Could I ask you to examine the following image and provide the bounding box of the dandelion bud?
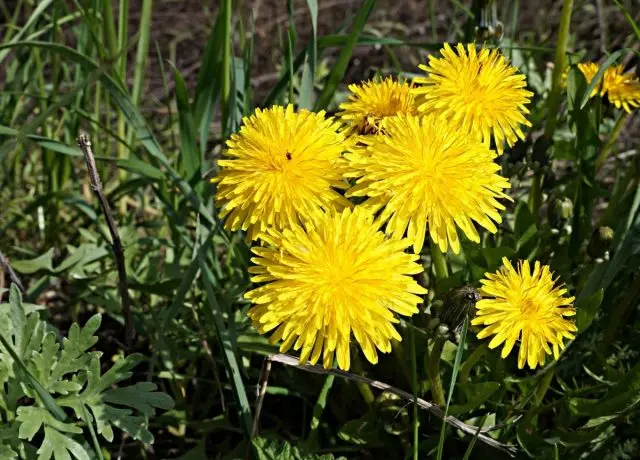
[587,226,614,260]
[547,197,573,229]
[437,286,480,335]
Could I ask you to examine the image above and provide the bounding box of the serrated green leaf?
[36,426,91,460]
[17,407,81,441]
[103,382,174,416]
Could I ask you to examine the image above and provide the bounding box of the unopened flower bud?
[437,286,480,335]
[547,197,573,229]
[587,226,614,260]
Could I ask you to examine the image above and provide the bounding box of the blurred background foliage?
[0,0,639,459]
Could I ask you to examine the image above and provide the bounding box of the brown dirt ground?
[133,0,639,152]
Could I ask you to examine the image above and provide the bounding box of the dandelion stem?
[428,337,446,407]
[595,112,629,173]
[529,0,574,217]
[430,240,449,280]
[351,354,376,406]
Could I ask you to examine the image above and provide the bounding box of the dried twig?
[270,353,517,457]
[0,249,25,293]
[251,356,273,438]
[77,132,135,348]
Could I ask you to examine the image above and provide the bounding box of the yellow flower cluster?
[213,43,576,371]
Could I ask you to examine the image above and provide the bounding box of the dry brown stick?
[251,356,273,438]
[0,249,24,293]
[270,353,517,457]
[77,132,134,348]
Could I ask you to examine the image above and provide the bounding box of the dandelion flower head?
[338,78,418,137]
[213,105,352,240]
[412,43,533,155]
[245,207,428,371]
[472,258,577,370]
[578,62,640,113]
[345,114,511,255]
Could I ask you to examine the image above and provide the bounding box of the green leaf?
[337,417,379,445]
[172,64,201,180]
[313,0,376,110]
[449,382,500,415]
[299,0,318,110]
[115,157,164,180]
[59,354,173,444]
[199,260,253,438]
[574,358,640,418]
[17,407,82,441]
[103,382,174,416]
[575,289,603,332]
[36,426,91,460]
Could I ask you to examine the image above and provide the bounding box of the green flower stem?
[529,0,574,217]
[534,370,555,407]
[430,239,449,280]
[351,354,376,406]
[427,337,446,407]
[595,112,629,173]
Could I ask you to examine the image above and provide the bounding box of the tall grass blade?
[299,0,318,110]
[0,0,54,64]
[436,317,469,460]
[579,50,625,109]
[220,0,232,137]
[171,64,201,180]
[131,0,153,107]
[314,0,376,111]
[199,259,253,439]
[194,11,224,154]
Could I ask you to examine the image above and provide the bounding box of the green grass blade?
[171,64,201,180]
[131,0,153,107]
[613,0,640,40]
[263,48,307,107]
[304,374,335,449]
[0,41,230,245]
[436,317,469,460]
[194,12,223,153]
[220,0,232,137]
[199,259,253,439]
[579,50,624,110]
[462,415,487,460]
[286,0,296,104]
[313,0,376,111]
[299,0,318,110]
[0,0,54,64]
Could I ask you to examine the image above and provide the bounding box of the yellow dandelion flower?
[245,207,427,371]
[578,62,640,113]
[412,43,533,155]
[472,257,577,370]
[344,114,511,255]
[337,78,418,136]
[213,105,352,240]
